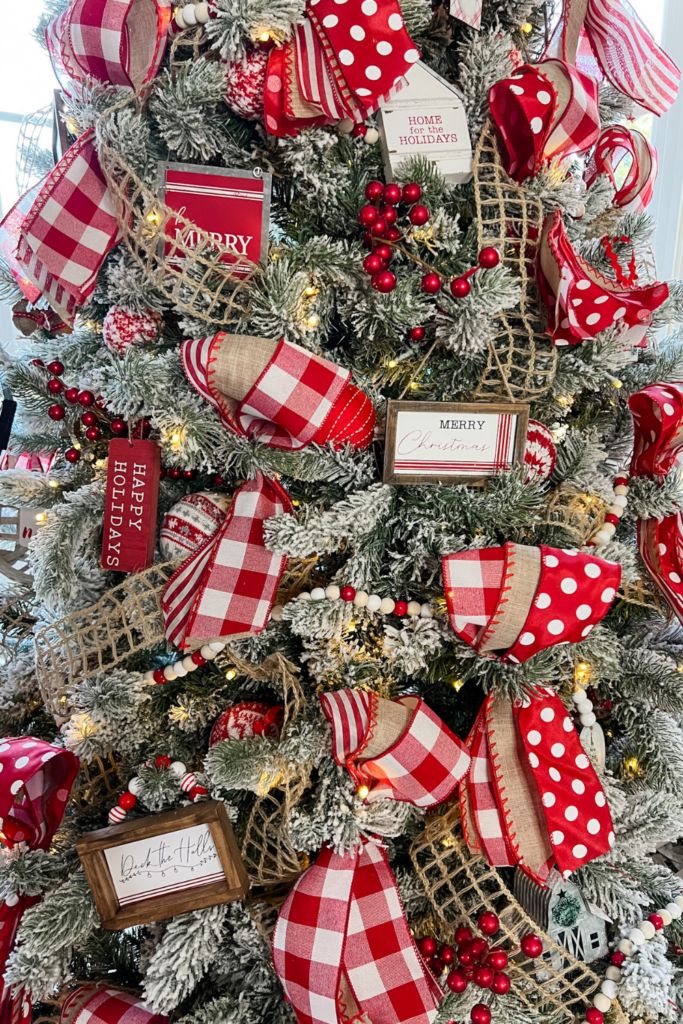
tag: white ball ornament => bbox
[194,2,210,23]
[665,902,682,920]
[611,495,628,508]
[338,117,354,134]
[605,966,621,982]
[182,655,198,672]
[580,712,597,727]
[182,4,197,25]
[163,665,177,681]
[128,776,143,796]
[660,909,673,926]
[199,645,218,660]
[364,127,379,144]
[208,642,225,652]
[170,761,187,778]
[270,604,284,622]
[420,603,433,618]
[617,939,634,955]
[675,894,683,909]
[407,601,421,616]
[173,662,188,678]
[180,772,197,793]
[108,806,127,825]
[311,587,326,601]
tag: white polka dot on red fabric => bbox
[388,11,403,28]
[377,40,392,55]
[323,14,338,26]
[565,805,579,821]
[595,295,608,305]
[587,818,601,834]
[339,49,355,65]
[0,744,9,753]
[405,48,419,62]
[575,753,589,769]
[664,403,675,416]
[551,742,565,758]
[5,894,18,908]
[266,75,282,92]
[530,117,543,134]
[551,830,565,845]
[510,84,524,95]
[562,716,573,732]
[601,587,616,603]
[537,90,552,104]
[14,756,29,770]
[528,752,539,768]
[57,788,69,801]
[613,306,627,320]
[584,562,601,578]
[576,604,592,620]
[360,0,375,9]
[670,572,681,584]
[519,632,535,646]
[581,624,594,637]
[540,706,555,722]
[535,592,551,609]
[608,831,615,847]
[595,790,606,806]
[544,554,559,568]
[572,779,585,794]
[10,780,23,794]
[365,64,381,79]
[527,730,542,746]
[586,313,601,326]
[41,752,53,762]
[576,280,591,291]
[572,298,583,307]
[265,115,278,131]
[542,792,556,807]
[560,577,577,594]
[350,24,365,39]
[547,619,564,635]
[357,87,371,96]
[572,843,588,859]
[549,767,561,782]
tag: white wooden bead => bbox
[407,601,421,616]
[607,504,624,518]
[338,117,354,134]
[601,521,617,535]
[675,894,683,909]
[659,909,673,926]
[170,761,187,778]
[572,691,588,704]
[143,669,155,682]
[364,127,379,144]
[420,603,433,618]
[576,698,593,713]
[270,604,284,622]
[174,8,187,27]
[638,919,656,940]
[181,656,198,672]
[628,927,646,946]
[593,530,612,546]
[593,993,611,1013]
[311,587,325,601]
[611,494,628,509]
[299,592,311,601]
[208,641,225,651]
[605,966,621,981]
[366,594,382,612]
[614,484,629,496]
[580,712,597,727]
[199,645,217,659]
[354,590,369,608]
[379,597,395,614]
[617,939,634,955]
[181,4,197,25]
[128,776,143,796]
[194,2,210,23]
[173,661,188,677]
[600,980,618,1000]
[665,902,682,919]
[325,585,340,601]
[163,664,177,681]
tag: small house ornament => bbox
[514,868,609,965]
[377,62,473,184]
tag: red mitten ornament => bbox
[442,542,620,664]
[209,701,284,745]
[225,49,268,120]
[103,306,163,356]
[524,420,556,483]
[159,491,232,560]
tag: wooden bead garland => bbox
[587,474,630,548]
[108,754,207,825]
[172,1,211,30]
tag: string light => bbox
[450,678,465,692]
[225,669,237,681]
[574,661,593,687]
[623,755,643,779]
[48,479,60,489]
[168,427,187,452]
[387,359,398,369]
[306,313,320,329]
[677,664,683,674]
[521,21,533,34]
[146,209,161,226]
[304,285,319,297]
[357,784,370,801]
[611,379,623,390]
[95,458,107,470]
[34,512,48,525]
[409,380,419,390]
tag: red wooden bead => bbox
[168,467,182,479]
[365,180,384,202]
[64,387,80,404]
[155,755,172,769]
[474,966,494,988]
[47,378,63,395]
[614,475,630,487]
[421,273,441,294]
[183,469,195,479]
[47,360,65,376]
[439,944,455,965]
[48,404,66,421]
[450,276,472,298]
[486,948,508,970]
[477,911,499,936]
[409,204,430,226]
[470,1004,491,1024]
[153,668,166,684]
[446,969,468,993]
[520,933,543,958]
[454,926,473,947]
[78,390,95,407]
[394,600,408,616]
[401,182,422,204]
[585,1009,604,1024]
[64,448,81,463]
[190,785,208,800]
[491,971,510,995]
[383,183,402,205]
[358,205,378,227]
[118,791,137,810]
[648,913,665,930]
[352,123,367,138]
[409,326,426,342]
[341,586,356,602]
[191,651,206,666]
[418,936,438,957]
[478,246,501,269]
[605,513,620,526]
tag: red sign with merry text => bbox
[101,439,160,572]
[159,163,272,278]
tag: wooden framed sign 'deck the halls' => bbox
[76,800,250,930]
[383,400,529,486]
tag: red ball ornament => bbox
[365,180,384,202]
[155,755,172,770]
[358,205,378,228]
[64,387,80,404]
[133,417,152,439]
[439,944,455,966]
[374,243,393,262]
[474,966,494,988]
[477,911,499,937]
[470,1004,492,1024]
[47,378,64,395]
[64,448,81,464]
[213,474,225,487]
[478,246,501,269]
[610,950,626,966]
[363,253,383,275]
[450,276,472,298]
[648,913,665,930]
[371,218,387,238]
[385,226,402,242]
[409,204,430,226]
[402,182,422,204]
[183,469,195,479]
[429,957,444,976]
[520,933,543,958]
[469,937,489,961]
[152,668,166,685]
[85,426,102,442]
[491,972,511,995]
[383,183,402,205]
[31,358,45,368]
[110,418,126,435]
[341,586,356,602]
[352,124,368,138]
[47,360,64,376]
[455,927,473,947]
[168,467,182,480]
[118,791,137,811]
[585,1009,604,1024]
[380,205,398,225]
[48,403,66,421]
[81,411,97,427]
[485,948,508,971]
[421,273,441,294]
[393,600,408,616]
[446,969,468,993]
[78,390,95,407]
[418,936,438,958]
[372,271,397,293]
[409,326,426,342]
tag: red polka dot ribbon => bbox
[0,738,79,1024]
[585,126,658,214]
[442,542,621,665]
[460,690,614,884]
[538,210,669,348]
[629,382,683,624]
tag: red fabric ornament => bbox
[524,419,557,483]
[224,49,268,120]
[159,491,232,560]
[103,306,162,356]
[209,701,284,746]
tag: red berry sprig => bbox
[357,180,430,294]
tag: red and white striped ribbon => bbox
[585,126,658,213]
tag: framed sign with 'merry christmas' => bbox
[158,162,272,278]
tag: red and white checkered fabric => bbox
[442,546,506,648]
[538,210,668,348]
[162,472,292,648]
[450,0,482,30]
[272,839,441,1024]
[14,130,121,324]
[60,985,167,1024]
[320,689,470,807]
[489,60,599,182]
[46,0,171,93]
[585,126,657,214]
[460,717,514,867]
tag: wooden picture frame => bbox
[383,400,529,486]
[76,800,249,930]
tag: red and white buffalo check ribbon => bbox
[629,382,683,623]
[460,690,614,884]
[585,126,658,214]
[320,688,470,806]
[162,472,293,648]
[442,542,621,664]
[0,738,79,1024]
[46,0,172,93]
[61,985,167,1024]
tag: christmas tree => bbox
[0,1,682,1023]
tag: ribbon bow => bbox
[263,0,420,136]
[460,689,614,884]
[442,542,621,664]
[585,126,658,214]
[273,689,471,1024]
[61,985,167,1024]
[0,738,79,1024]
[538,210,669,347]
[629,382,683,623]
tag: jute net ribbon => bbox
[473,119,557,402]
[410,804,606,1021]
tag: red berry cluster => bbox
[358,180,427,294]
[422,246,501,298]
[417,914,544,1022]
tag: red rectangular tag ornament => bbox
[101,439,160,572]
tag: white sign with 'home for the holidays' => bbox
[392,408,518,477]
[104,823,223,905]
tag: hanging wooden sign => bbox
[77,800,250,930]
[101,438,160,572]
[377,62,473,184]
[383,399,529,485]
